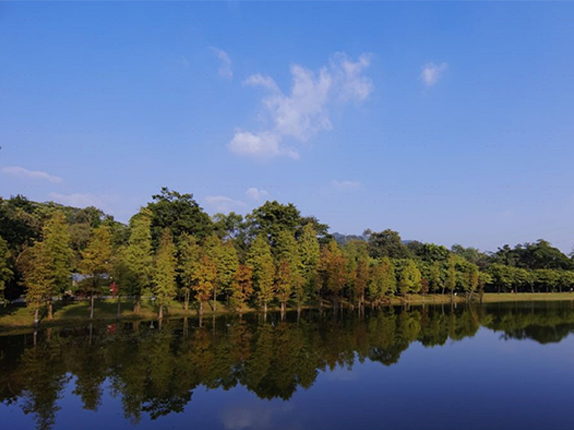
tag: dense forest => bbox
[2,303,574,430]
[1,188,574,322]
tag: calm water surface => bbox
[2,301,574,430]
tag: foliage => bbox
[153,229,178,315]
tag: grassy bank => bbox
[1,293,574,332]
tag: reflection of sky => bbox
[220,401,294,430]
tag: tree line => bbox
[3,303,574,430]
[1,188,574,322]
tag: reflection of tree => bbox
[2,301,574,429]
[20,337,69,430]
[68,330,107,411]
[483,302,574,344]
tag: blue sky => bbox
[1,1,574,253]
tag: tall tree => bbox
[319,240,347,307]
[354,250,370,308]
[153,229,178,320]
[275,230,304,311]
[230,264,253,314]
[275,259,292,315]
[445,256,457,299]
[248,201,301,246]
[41,211,74,318]
[204,234,239,311]
[125,208,153,314]
[429,261,444,294]
[18,242,51,325]
[0,235,13,304]
[178,234,201,312]
[298,224,320,305]
[367,229,411,259]
[398,259,422,298]
[80,226,112,319]
[147,188,213,247]
[191,256,217,316]
[246,234,275,313]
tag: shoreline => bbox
[1,292,574,334]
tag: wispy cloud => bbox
[420,62,448,86]
[2,166,63,183]
[245,187,269,201]
[229,52,373,160]
[229,131,299,160]
[212,47,233,79]
[333,180,361,190]
[205,195,245,212]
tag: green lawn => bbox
[2,292,574,331]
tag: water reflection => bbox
[1,301,574,429]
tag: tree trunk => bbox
[213,286,217,312]
[199,301,204,316]
[134,296,141,315]
[184,291,189,312]
[34,308,40,326]
[498,285,501,294]
[90,294,95,319]
[263,300,268,314]
[158,304,163,320]
[47,301,53,320]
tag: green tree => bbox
[147,187,213,247]
[204,234,239,311]
[298,224,320,305]
[246,234,275,313]
[80,226,112,319]
[445,256,457,298]
[191,256,217,316]
[0,235,13,304]
[41,211,74,318]
[275,259,292,315]
[367,229,411,259]
[486,264,515,294]
[275,230,304,311]
[153,229,177,320]
[18,242,51,325]
[398,259,422,298]
[248,201,301,245]
[429,261,443,294]
[354,250,370,307]
[125,208,153,314]
[178,234,201,311]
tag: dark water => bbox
[2,301,574,430]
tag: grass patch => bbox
[1,292,574,332]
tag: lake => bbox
[2,301,574,430]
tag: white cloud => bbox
[212,47,233,79]
[2,166,62,183]
[229,52,373,159]
[229,131,299,160]
[333,180,361,190]
[205,195,245,212]
[245,187,269,201]
[420,62,448,86]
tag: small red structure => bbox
[110,282,118,296]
